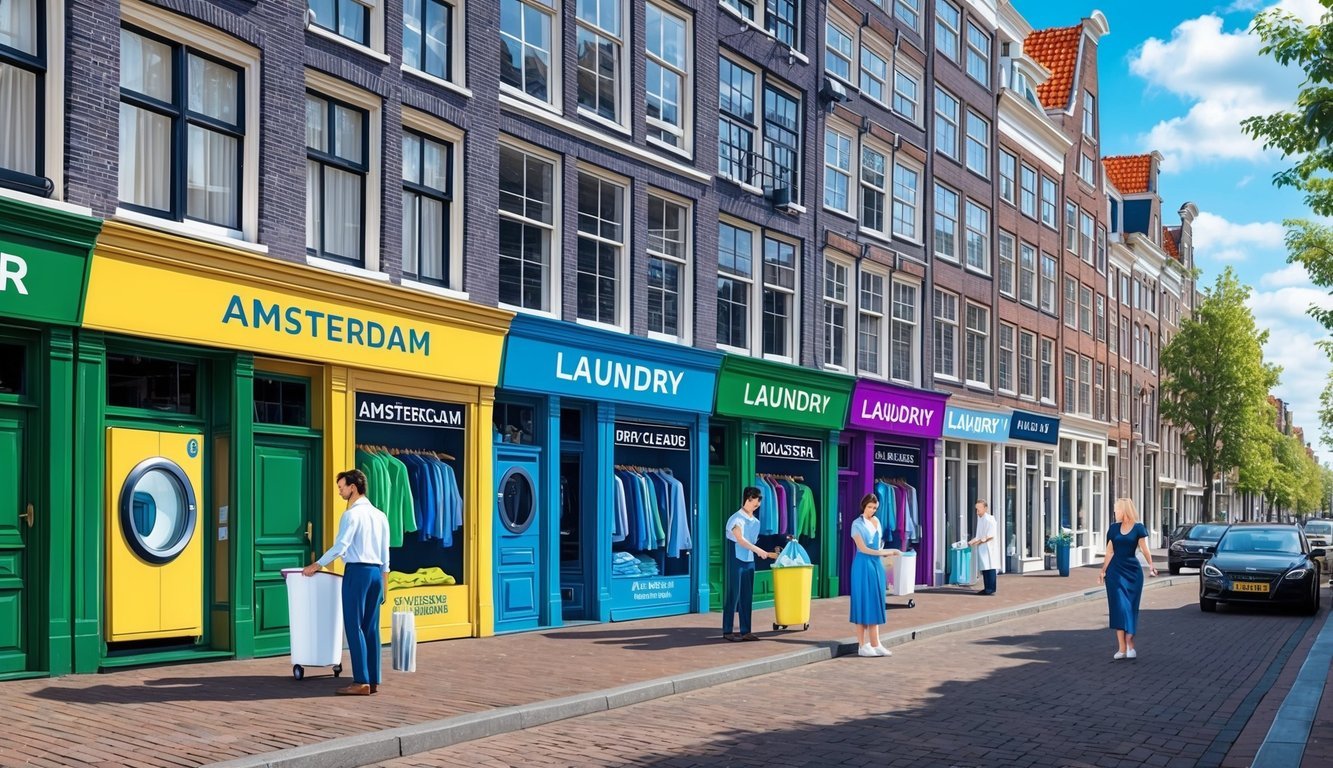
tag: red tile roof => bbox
[1025,25,1082,110]
[1103,155,1154,194]
[1163,226,1181,261]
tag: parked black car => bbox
[1168,523,1230,574]
[1199,523,1323,614]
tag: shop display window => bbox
[0,342,25,395]
[107,354,197,414]
[869,442,925,552]
[494,402,536,445]
[752,433,823,573]
[253,376,309,427]
[611,421,693,580]
[354,392,466,588]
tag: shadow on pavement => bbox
[607,601,1314,768]
[29,674,346,705]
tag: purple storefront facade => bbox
[837,381,949,591]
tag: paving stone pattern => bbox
[378,583,1326,768]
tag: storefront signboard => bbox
[1009,410,1060,445]
[614,421,691,451]
[0,197,100,326]
[942,405,1012,443]
[873,443,922,469]
[847,381,947,439]
[500,335,713,411]
[714,356,852,430]
[609,575,689,606]
[756,433,823,463]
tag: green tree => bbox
[1322,464,1333,514]
[1160,269,1280,522]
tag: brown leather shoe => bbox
[370,684,379,695]
[740,633,761,641]
[723,633,742,642]
[336,684,372,696]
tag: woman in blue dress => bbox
[850,494,900,658]
[1098,498,1158,659]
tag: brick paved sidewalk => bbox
[1,560,1169,768]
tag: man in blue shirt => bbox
[723,486,773,642]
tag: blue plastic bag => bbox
[773,539,811,567]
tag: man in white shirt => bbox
[303,469,391,695]
[968,499,1000,596]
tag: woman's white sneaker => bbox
[1113,651,1126,660]
[873,644,892,657]
[858,644,877,657]
[1126,649,1137,659]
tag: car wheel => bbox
[1169,563,1181,576]
[1200,597,1217,612]
[1308,576,1321,615]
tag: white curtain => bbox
[0,63,35,174]
[305,159,321,250]
[0,0,37,55]
[420,195,444,281]
[187,54,237,125]
[118,103,171,210]
[187,125,238,228]
[401,190,419,275]
[323,165,361,260]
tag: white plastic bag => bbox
[391,611,416,672]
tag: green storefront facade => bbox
[707,355,854,609]
[0,196,101,679]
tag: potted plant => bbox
[1047,529,1073,576]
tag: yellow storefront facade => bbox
[72,221,511,672]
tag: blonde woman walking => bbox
[1098,497,1158,659]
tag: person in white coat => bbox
[968,500,1000,595]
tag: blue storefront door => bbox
[493,449,542,633]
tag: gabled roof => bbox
[1163,226,1181,261]
[1025,25,1082,110]
[1103,155,1154,194]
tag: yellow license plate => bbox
[1233,582,1269,593]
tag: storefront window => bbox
[613,421,693,581]
[1024,449,1040,559]
[1003,447,1017,563]
[107,354,198,414]
[0,342,25,395]
[494,402,537,445]
[253,376,309,427]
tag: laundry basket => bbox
[282,568,344,680]
[948,544,973,586]
[883,550,917,608]
[771,564,814,631]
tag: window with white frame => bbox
[1019,164,1036,218]
[1146,328,1154,371]
[1040,337,1055,402]
[498,143,556,311]
[1079,284,1092,335]
[1109,309,1118,354]
[1082,89,1095,139]
[964,302,989,386]
[1040,175,1057,228]
[998,322,1015,393]
[718,57,756,184]
[1110,365,1118,421]
[717,220,753,350]
[858,269,884,376]
[1095,361,1106,420]
[999,150,1016,205]
[1018,329,1036,399]
[860,144,890,236]
[824,256,849,369]
[933,287,959,380]
[964,21,989,87]
[403,0,455,82]
[309,0,372,46]
[998,231,1015,298]
[305,90,367,263]
[936,1,959,61]
[647,192,689,340]
[964,110,988,176]
[120,27,244,230]
[1065,200,1077,254]
[646,2,690,150]
[575,171,626,326]
[1079,152,1095,184]
[763,83,801,200]
[934,87,959,160]
[1120,313,1129,360]
[825,18,854,83]
[892,60,920,121]
[500,0,556,105]
[824,127,852,214]
[964,200,989,273]
[723,0,798,48]
[1096,293,1106,342]
[401,129,456,288]
[1040,253,1056,314]
[934,183,959,261]
[1063,276,1077,329]
[892,159,920,240]
[891,279,919,384]
[576,0,626,125]
[860,45,890,104]
[762,235,797,358]
[896,0,920,31]
[1063,350,1076,413]
[1,0,49,189]
[1120,371,1131,422]
[1133,323,1141,365]
[1019,242,1037,306]
[1079,355,1092,415]
[1080,210,1094,264]
[1096,223,1106,272]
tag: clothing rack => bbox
[357,443,456,461]
[615,464,672,473]
[757,472,804,482]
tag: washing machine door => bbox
[118,457,199,564]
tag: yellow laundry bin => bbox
[770,565,814,631]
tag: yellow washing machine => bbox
[106,428,205,642]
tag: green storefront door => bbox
[252,436,320,657]
[707,467,734,612]
[0,407,31,674]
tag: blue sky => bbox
[1021,0,1332,459]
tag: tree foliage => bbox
[1160,269,1280,522]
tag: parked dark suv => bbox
[1169,523,1230,574]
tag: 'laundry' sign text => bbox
[555,352,684,395]
[742,382,832,414]
[941,405,1012,443]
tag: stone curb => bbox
[1253,596,1333,767]
[205,575,1193,768]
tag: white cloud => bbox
[1259,262,1312,288]
[1247,288,1333,457]
[1191,211,1286,263]
[1236,175,1254,188]
[1128,3,1322,170]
